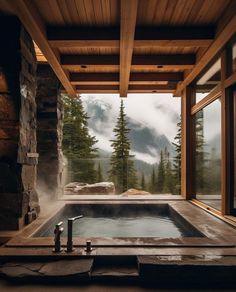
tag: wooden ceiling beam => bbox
[74,84,176,93]
[6,0,76,96]
[119,0,138,97]
[75,85,119,93]
[48,26,214,48]
[48,26,214,41]
[61,55,120,66]
[132,54,195,66]
[174,7,236,96]
[135,26,214,48]
[61,54,195,68]
[128,84,176,93]
[134,39,212,48]
[70,73,119,82]
[70,72,183,84]
[130,72,183,81]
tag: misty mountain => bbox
[96,149,156,179]
[205,133,221,158]
[127,118,175,158]
[84,97,176,165]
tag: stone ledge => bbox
[137,255,236,284]
[0,259,93,279]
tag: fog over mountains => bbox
[81,94,181,167]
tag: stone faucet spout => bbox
[66,215,84,252]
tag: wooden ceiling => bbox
[0,0,236,96]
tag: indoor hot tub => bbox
[6,200,234,250]
[34,203,203,238]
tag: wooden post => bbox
[221,49,233,215]
[181,86,194,200]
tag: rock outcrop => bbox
[64,182,115,195]
[121,188,151,196]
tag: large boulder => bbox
[64,182,115,195]
[121,188,151,196]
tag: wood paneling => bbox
[137,0,231,26]
[32,0,230,28]
[33,0,120,26]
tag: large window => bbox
[62,94,181,196]
[194,99,221,210]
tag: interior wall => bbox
[36,64,64,200]
[0,15,39,230]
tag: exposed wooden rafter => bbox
[0,0,233,97]
[119,0,138,97]
[61,54,195,70]
[70,72,183,85]
[48,26,215,49]
[174,8,236,96]
[74,84,176,94]
[5,0,76,96]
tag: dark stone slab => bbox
[137,255,236,285]
[40,259,93,276]
[0,259,93,279]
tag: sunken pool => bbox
[34,204,203,238]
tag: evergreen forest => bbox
[62,95,220,196]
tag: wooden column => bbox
[221,49,233,215]
[181,86,194,200]
[119,0,138,97]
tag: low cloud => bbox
[81,93,180,164]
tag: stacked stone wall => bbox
[0,16,39,230]
[36,64,63,199]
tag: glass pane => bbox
[195,58,221,103]
[194,99,221,210]
[196,92,209,103]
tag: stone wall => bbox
[0,15,39,230]
[36,64,63,199]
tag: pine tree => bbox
[163,146,168,166]
[163,152,174,194]
[149,166,156,193]
[156,150,165,193]
[195,111,210,194]
[109,99,137,193]
[141,173,146,190]
[62,95,98,183]
[97,163,104,182]
[172,119,181,195]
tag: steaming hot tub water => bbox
[35,204,203,238]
